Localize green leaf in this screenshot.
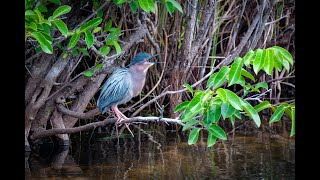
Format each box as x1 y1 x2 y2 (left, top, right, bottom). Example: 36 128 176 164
254 101 271 112
78 47 90 56
201 89 213 104
216 88 227 102
114 0 126 5
207 105 221 123
209 66 229 89
281 57 290 72
165 1 175 15
183 83 193 94
112 40 121 54
106 28 121 41
229 114 235 127
224 89 242 110
109 27 119 32
190 102 202 113
207 133 217 147
284 107 292 119
290 108 295 137
234 110 241 119
37 5 48 12
188 128 201 145
42 24 51 35
184 93 203 116
48 0 61 5
210 97 223 106
182 120 198 131
194 90 204 98
97 9 103 18
167 0 183 13
53 19 68 37
93 27 101 34
175 101 190 112
272 46 293 65
241 100 261 127
269 104 285 123
25 10 37 16
273 47 291 71
94 63 103 70
243 49 255 67
30 31 53 54
29 22 37 31
129 1 139 13
253 49 264 75
77 18 102 32
39 31 52 43
235 76 246 87
147 0 155 13
71 49 78 56
221 102 236 119
84 70 94 77
228 57 244 86
209 124 227 140
99 46 111 55
206 72 218 88
138 0 150 12
241 68 255 81
104 19 112 32
68 32 80 49
62 53 68 58
273 50 283 71
85 30 94 48
181 109 200 123
255 82 268 90
34 9 44 21
39 19 52 26
263 48 274 75
52 5 71 19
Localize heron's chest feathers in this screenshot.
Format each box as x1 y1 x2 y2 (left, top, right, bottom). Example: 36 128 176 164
129 68 147 97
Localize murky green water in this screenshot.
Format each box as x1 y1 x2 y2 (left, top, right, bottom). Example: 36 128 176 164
25 128 295 179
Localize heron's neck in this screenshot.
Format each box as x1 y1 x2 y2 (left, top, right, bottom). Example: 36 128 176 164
128 65 148 77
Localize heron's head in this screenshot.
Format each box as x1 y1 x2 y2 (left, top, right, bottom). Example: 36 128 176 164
128 52 159 72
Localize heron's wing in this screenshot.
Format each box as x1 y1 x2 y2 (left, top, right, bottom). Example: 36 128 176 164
97 68 130 113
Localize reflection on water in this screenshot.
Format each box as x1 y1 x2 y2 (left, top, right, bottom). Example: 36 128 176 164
25 127 295 179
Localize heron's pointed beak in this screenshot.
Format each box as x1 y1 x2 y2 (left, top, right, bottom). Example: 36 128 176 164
146 54 164 64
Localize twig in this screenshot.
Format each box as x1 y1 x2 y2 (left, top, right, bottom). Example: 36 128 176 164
25 65 33 78
267 75 295 83
265 14 290 25
272 99 295 106
279 81 295 88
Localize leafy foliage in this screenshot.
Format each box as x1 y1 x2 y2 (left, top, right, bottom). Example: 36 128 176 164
25 0 183 80
112 0 183 14
175 46 295 147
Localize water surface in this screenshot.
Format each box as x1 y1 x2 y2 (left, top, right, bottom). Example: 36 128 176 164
25 128 295 179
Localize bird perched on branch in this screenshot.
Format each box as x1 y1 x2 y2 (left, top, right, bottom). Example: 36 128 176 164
97 52 159 135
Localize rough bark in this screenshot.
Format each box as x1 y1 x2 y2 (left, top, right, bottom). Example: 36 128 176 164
25 11 149 149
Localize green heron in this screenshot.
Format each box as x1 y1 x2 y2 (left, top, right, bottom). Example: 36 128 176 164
97 52 159 134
